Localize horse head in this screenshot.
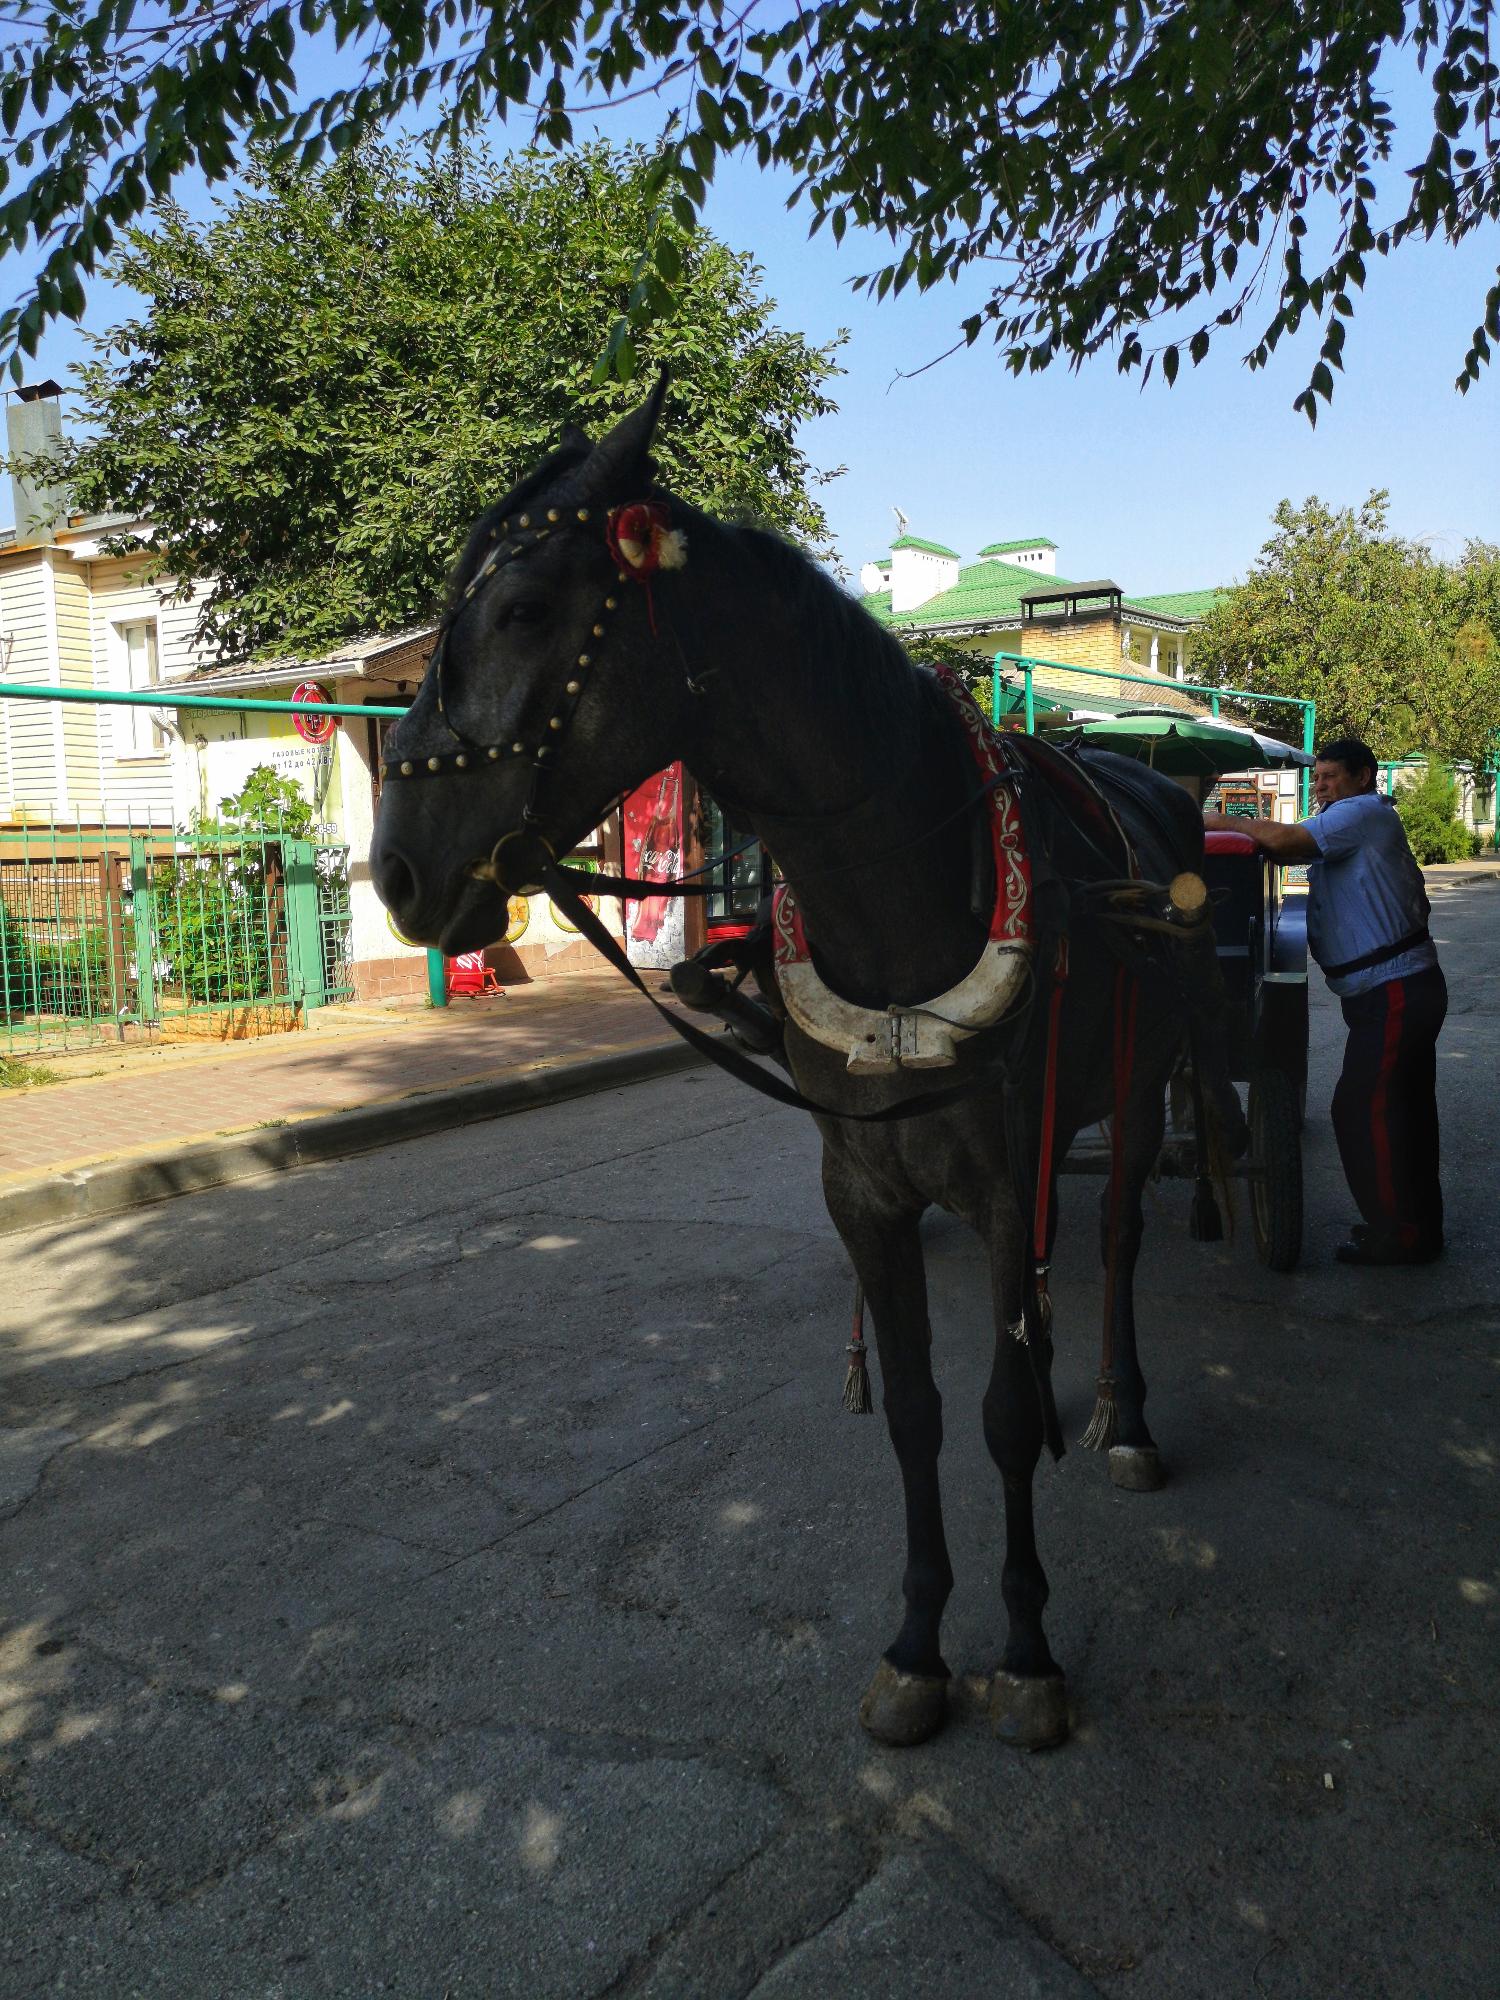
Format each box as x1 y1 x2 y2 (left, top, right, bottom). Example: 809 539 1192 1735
372 379 696 953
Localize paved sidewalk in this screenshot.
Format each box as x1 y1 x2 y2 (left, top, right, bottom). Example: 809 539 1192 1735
0 971 695 1222
2 859 1492 1228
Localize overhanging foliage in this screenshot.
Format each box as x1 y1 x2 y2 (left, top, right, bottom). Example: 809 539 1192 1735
1 3 1497 414
21 143 844 657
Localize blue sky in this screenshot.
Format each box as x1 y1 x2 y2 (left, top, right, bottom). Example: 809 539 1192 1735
7 34 1498 598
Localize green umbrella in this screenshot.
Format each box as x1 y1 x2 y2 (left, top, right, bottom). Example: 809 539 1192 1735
1061 711 1312 777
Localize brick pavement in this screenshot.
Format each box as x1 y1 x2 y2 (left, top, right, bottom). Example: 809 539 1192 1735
6 860 1491 1192
0 972 684 1185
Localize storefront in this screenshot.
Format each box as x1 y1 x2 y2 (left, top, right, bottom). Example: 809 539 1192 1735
620 764 775 969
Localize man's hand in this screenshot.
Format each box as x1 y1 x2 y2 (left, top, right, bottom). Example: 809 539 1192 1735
1203 810 1319 861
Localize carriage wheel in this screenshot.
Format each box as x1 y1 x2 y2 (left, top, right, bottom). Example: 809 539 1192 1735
1249 1068 1302 1272
1256 985 1309 1131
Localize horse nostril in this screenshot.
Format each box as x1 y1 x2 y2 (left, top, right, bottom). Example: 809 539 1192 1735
373 842 417 917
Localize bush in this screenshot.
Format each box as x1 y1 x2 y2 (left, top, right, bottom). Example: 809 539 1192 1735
0 900 112 1017
1394 763 1482 863
150 765 342 1006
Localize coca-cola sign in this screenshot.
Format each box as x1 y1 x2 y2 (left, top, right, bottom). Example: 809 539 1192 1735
622 765 686 968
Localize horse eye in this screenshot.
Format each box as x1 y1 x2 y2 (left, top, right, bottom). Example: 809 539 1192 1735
503 598 548 628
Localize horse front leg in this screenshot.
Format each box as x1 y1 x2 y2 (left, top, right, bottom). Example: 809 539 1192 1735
823 1176 953 1748
1092 1064 1169 1492
982 1204 1069 1750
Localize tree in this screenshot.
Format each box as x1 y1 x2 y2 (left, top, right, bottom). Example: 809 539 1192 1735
1395 761 1481 861
2 4 1497 415
1191 493 1500 763
24 143 843 658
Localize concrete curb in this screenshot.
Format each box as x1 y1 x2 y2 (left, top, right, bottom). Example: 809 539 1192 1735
0 1039 706 1238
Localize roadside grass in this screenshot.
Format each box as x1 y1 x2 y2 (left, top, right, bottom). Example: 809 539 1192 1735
0 1054 61 1089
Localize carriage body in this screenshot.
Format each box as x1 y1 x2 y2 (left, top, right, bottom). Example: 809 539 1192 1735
1050 713 1315 1272
1193 828 1309 1269
1202 828 1309 1095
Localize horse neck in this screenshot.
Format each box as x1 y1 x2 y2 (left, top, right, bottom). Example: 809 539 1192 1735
678 526 986 1008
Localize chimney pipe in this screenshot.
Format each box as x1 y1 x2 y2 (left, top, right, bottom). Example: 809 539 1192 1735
6 381 70 542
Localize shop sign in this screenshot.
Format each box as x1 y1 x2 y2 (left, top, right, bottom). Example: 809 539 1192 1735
291 681 339 744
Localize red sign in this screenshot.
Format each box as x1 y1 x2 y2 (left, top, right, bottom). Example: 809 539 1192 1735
623 765 683 947
291 681 339 744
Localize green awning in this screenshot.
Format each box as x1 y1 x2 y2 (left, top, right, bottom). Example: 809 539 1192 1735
1066 713 1312 777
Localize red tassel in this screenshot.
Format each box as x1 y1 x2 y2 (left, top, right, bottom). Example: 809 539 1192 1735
843 1280 874 1414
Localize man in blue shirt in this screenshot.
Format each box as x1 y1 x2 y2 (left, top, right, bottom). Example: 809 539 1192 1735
1205 737 1446 1265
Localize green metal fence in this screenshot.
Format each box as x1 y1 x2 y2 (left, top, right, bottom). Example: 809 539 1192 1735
990 651 1319 815
0 811 352 1052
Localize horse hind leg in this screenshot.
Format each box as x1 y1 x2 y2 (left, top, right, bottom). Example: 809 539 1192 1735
823 1188 953 1748
982 1207 1069 1750
1092 1058 1170 1493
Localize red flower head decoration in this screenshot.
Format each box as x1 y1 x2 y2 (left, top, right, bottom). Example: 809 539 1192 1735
605 501 689 578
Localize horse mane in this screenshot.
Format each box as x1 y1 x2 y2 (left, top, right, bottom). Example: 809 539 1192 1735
710 517 926 738
441 449 926 745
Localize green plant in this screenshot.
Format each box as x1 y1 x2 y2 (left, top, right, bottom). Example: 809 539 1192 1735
0 900 111 1018
1394 764 1482 864
150 765 306 1004
0 1055 59 1087
147 765 348 1007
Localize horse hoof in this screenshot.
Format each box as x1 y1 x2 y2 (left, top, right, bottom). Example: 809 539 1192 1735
1109 1444 1165 1491
988 1670 1069 1751
858 1659 948 1747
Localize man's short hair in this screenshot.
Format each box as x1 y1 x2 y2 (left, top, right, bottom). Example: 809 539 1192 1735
1315 737 1378 788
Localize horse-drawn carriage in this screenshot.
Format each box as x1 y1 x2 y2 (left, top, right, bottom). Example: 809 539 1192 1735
371 383 1326 1748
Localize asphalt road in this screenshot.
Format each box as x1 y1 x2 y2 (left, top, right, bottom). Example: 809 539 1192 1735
2 879 1496 1999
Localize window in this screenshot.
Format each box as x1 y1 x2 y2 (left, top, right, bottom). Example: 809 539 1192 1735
701 793 775 928
114 620 167 757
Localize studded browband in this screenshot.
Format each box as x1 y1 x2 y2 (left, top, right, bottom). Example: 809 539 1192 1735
382 496 640 792
381 500 681 790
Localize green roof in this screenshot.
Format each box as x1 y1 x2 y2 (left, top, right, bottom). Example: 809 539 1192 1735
1128 588 1225 621
978 537 1057 555
862 557 1220 632
890 535 959 558
867 560 1081 629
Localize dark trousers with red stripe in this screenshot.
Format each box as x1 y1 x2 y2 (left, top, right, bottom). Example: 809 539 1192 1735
1331 966 1447 1252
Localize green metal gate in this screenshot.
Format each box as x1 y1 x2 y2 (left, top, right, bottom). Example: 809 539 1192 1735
1 815 352 1051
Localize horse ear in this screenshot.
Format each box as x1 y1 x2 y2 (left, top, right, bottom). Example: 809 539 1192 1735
578 370 670 498
558 421 592 454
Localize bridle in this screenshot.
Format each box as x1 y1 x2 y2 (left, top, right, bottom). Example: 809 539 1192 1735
380 496 684 893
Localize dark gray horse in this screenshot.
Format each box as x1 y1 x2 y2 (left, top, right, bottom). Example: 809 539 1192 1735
371 384 1238 1751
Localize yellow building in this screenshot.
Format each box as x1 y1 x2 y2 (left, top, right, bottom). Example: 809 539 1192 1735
858 534 1222 713
0 380 218 827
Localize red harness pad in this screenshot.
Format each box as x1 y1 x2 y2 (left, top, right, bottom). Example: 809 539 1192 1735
929 665 1032 942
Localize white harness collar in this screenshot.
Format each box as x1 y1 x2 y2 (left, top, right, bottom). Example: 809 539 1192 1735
771 669 1034 1073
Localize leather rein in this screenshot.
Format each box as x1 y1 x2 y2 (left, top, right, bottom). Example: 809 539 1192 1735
382 496 1184 1142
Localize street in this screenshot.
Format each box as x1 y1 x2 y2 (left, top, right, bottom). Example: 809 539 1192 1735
2 877 1496 1998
